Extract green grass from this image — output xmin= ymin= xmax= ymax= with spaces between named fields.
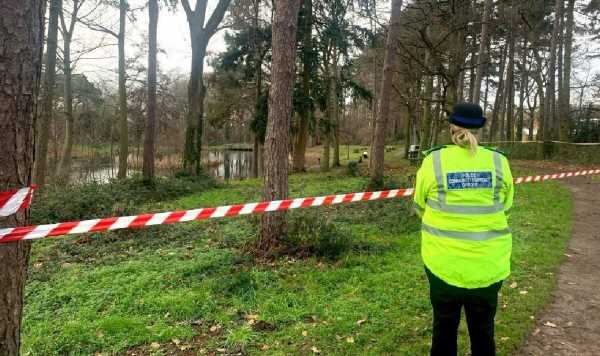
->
xmin=22 ymin=164 xmax=572 ymax=355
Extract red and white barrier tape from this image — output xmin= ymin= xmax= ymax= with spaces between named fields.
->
xmin=0 ymin=185 xmax=36 ymax=217
xmin=0 ymin=169 xmax=598 ymax=244
xmin=513 ymin=169 xmax=600 ymax=184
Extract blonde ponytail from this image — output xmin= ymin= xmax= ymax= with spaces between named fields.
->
xmin=450 ymin=124 xmax=478 ymax=155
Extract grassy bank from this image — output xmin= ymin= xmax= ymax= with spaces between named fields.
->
xmin=22 ymin=162 xmax=572 ymax=355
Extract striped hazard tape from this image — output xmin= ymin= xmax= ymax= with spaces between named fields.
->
xmin=0 ymin=169 xmax=598 ymax=243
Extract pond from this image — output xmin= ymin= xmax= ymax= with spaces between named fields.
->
xmin=69 ymin=149 xmax=254 ymax=184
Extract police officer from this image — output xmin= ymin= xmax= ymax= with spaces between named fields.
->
xmin=413 ymin=103 xmax=514 ymax=356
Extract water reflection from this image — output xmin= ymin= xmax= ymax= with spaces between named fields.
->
xmin=203 ymin=150 xmax=253 ymax=180
xmin=69 ymin=149 xmax=253 ymax=184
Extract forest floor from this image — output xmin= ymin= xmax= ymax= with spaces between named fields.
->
xmin=20 ymin=152 xmax=582 ymax=355
xmin=515 ymin=161 xmax=600 ymax=355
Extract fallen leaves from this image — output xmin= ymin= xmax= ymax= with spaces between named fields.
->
xmin=150 ymin=342 xmax=160 ymax=350
xmin=244 ymin=314 xmax=259 ymax=325
xmin=543 ymin=321 xmax=557 ymax=328
xmin=209 ymin=324 xmax=222 ymax=335
xmin=509 ymin=282 xmax=518 ymax=289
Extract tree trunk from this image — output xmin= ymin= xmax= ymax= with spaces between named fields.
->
xmin=489 ymin=42 xmax=508 ymax=141
xmin=251 ymin=1 xmax=263 ymax=178
xmin=184 ymin=34 xmax=207 ymax=175
xmin=403 ymin=104 xmax=412 ymax=159
xmin=143 ymin=0 xmax=158 ymax=182
xmin=35 ymin=0 xmax=62 ymax=185
xmin=505 ymin=15 xmax=516 ymax=142
xmin=252 ymin=136 xmax=260 ymax=177
xmin=333 ymin=115 xmax=340 ymax=166
xmin=420 ymin=53 xmax=434 ymax=151
xmin=473 ymin=0 xmax=493 ymax=105
xmin=117 ymin=0 xmax=128 ymax=179
xmin=292 ymin=0 xmax=312 ymax=172
xmin=369 ymin=0 xmax=403 ymax=188
xmin=259 ymin=0 xmax=302 ymax=251
xmin=532 ymin=49 xmax=546 ymax=140
xmin=432 ymin=83 xmax=442 ymax=146
xmin=543 ymin=0 xmax=561 ymax=141
xmin=182 ymin=0 xmax=232 ymax=175
xmin=559 ymin=0 xmax=575 ymax=141
xmin=321 ymin=130 xmax=330 ymax=171
xmin=331 ymin=46 xmax=340 ymax=167
xmin=483 ymin=73 xmax=490 ymax=113
xmin=0 ymin=0 xmax=43 ymax=353
xmin=57 ymin=0 xmax=81 ymax=182
xmin=517 ymin=37 xmax=528 ymax=142
xmin=58 ymin=34 xmax=74 ymax=181
xmin=528 ymin=90 xmax=538 ymax=141
xmin=556 ymin=8 xmax=564 ymax=140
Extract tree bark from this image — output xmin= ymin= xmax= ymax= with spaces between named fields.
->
xmin=331 ymin=45 xmax=340 ymax=167
xmin=35 ymin=0 xmax=62 ymax=185
xmin=473 ymin=0 xmax=493 ymax=105
xmin=505 ymin=11 xmax=516 ymax=142
xmin=57 ymin=0 xmax=81 ymax=182
xmin=58 ymin=37 xmax=74 ymax=181
xmin=117 ymin=0 xmax=129 ymax=179
xmin=258 ymin=0 xmax=302 ymax=251
xmin=528 ymin=90 xmax=538 ymax=141
xmin=420 ymin=53 xmax=434 ymax=151
xmin=532 ymin=49 xmax=546 ymax=140
xmin=251 ymin=0 xmax=262 ymax=179
xmin=543 ymin=0 xmax=562 ymax=141
xmin=143 ymin=0 xmax=159 ymax=182
xmin=556 ymin=7 xmax=564 ymax=140
xmin=559 ymin=0 xmax=575 ymax=141
xmin=369 ymin=0 xmax=403 ymax=188
xmin=321 ymin=129 xmax=330 ymax=171
xmin=489 ymin=42 xmax=508 ymax=141
xmin=182 ymin=0 xmax=232 ymax=175
xmin=517 ymin=37 xmax=528 ymax=142
xmin=0 ymin=0 xmax=43 ymax=353
xmin=292 ymin=0 xmax=312 ymax=172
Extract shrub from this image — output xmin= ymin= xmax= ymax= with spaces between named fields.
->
xmin=282 ymin=212 xmax=352 ymax=260
xmin=31 ymin=174 xmax=216 ymax=224
xmin=347 ymin=161 xmax=359 ymax=176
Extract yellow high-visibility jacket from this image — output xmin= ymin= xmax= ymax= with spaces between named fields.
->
xmin=414 ymin=144 xmax=514 ymax=289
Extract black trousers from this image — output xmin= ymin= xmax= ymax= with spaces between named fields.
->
xmin=425 ymin=268 xmax=503 ymax=356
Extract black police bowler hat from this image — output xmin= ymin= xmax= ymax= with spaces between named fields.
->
xmin=448 ymin=103 xmax=486 ymax=129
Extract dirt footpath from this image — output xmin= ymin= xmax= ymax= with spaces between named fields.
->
xmin=520 ymin=175 xmax=600 ymax=355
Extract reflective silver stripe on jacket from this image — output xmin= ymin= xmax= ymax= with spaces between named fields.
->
xmin=432 ymin=150 xmax=446 ymax=204
xmin=493 ymin=151 xmax=503 ymax=204
xmin=429 ymin=149 xmax=505 ymax=214
xmin=421 ymin=223 xmax=510 ymax=241
xmin=426 ymin=200 xmax=505 ymax=214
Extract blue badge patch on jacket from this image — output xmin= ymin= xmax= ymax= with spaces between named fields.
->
xmin=446 ymin=172 xmax=493 ymax=189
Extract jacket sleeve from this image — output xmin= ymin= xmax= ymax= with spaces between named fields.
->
xmin=502 ymin=157 xmax=514 ymax=212
xmin=413 ymin=156 xmax=431 ymax=218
